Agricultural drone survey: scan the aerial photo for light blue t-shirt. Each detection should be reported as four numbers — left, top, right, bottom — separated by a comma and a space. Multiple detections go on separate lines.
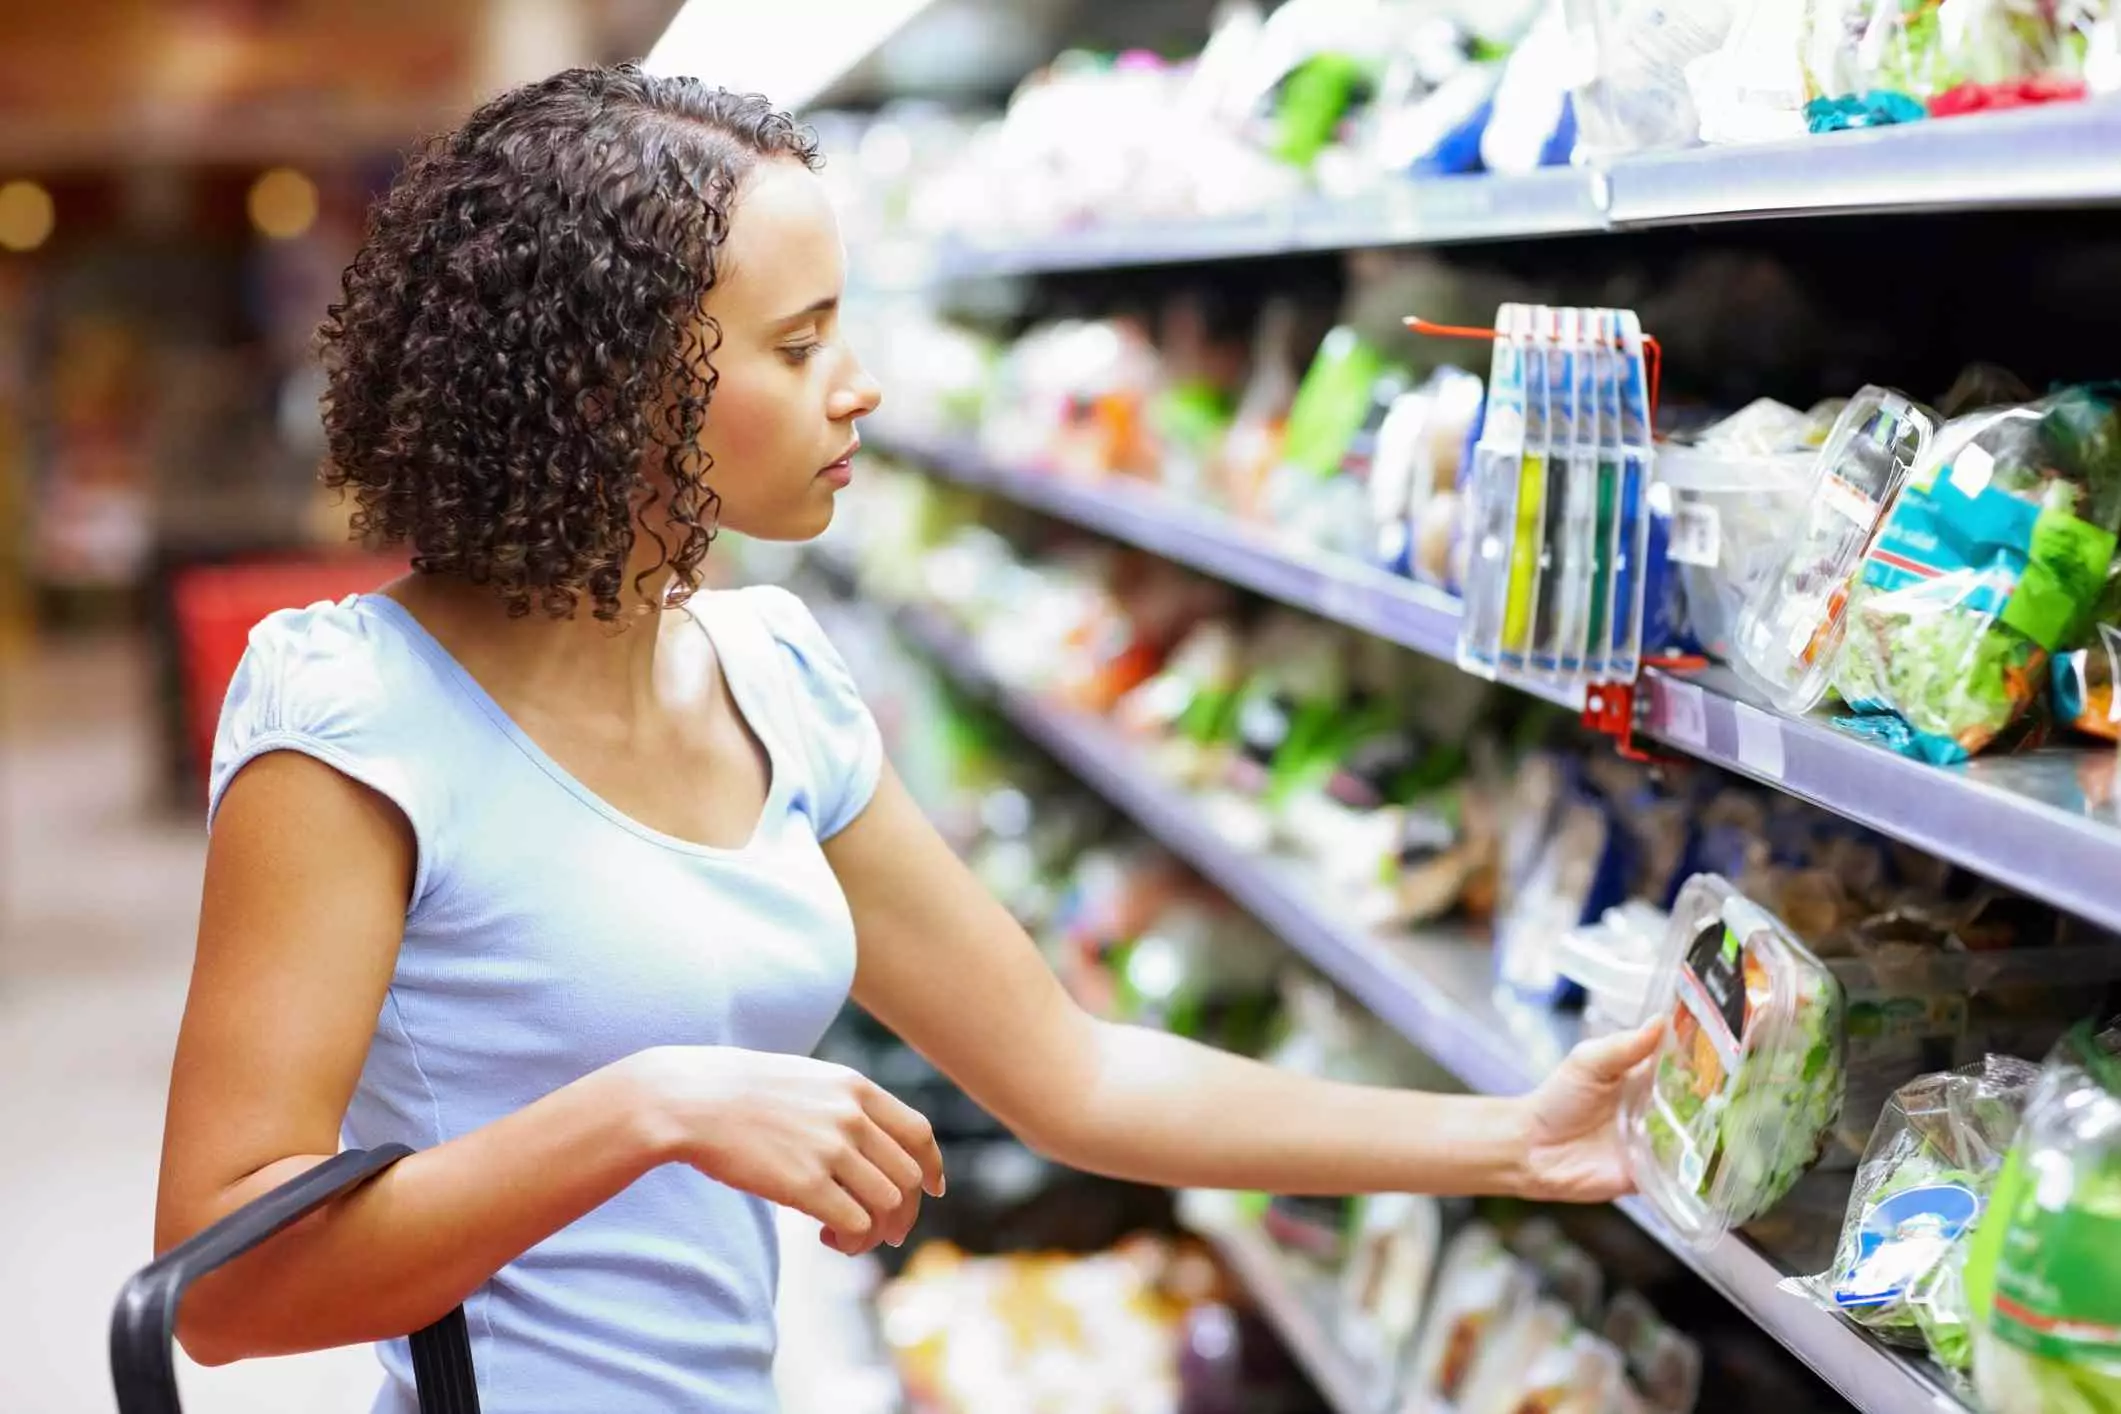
207, 586, 885, 1414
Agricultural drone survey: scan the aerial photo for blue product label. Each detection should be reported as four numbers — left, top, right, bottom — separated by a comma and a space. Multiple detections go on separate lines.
1831, 1183, 1980, 1309
1612, 453, 1646, 656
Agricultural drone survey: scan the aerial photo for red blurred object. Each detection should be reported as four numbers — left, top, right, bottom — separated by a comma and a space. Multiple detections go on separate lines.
171, 555, 405, 796
1930, 75, 2088, 117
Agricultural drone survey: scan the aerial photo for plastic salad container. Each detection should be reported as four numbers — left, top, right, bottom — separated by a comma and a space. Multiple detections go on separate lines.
1626, 874, 1848, 1249
1657, 400, 1822, 662
1731, 388, 1934, 714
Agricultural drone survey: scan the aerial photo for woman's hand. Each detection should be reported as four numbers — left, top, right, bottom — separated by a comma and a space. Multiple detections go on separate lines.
1517, 1020, 1664, 1203
622, 1046, 945, 1256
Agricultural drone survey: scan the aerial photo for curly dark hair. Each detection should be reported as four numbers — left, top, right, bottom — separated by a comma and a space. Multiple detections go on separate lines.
318, 65, 820, 620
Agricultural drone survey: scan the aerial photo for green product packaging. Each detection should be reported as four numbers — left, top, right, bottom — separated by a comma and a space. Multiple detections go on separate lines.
1280, 326, 1389, 479
1966, 1021, 2121, 1414
1273, 51, 1366, 166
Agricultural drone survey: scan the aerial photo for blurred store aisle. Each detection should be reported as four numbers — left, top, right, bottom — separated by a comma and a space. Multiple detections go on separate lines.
0, 633, 377, 1412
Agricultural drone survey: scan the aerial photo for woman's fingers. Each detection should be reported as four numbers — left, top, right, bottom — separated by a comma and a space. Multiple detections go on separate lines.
857, 1123, 925, 1247
862, 1085, 946, 1198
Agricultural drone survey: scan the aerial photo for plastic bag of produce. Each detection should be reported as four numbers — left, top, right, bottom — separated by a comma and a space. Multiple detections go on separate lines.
2053, 621, 2121, 742
1624, 874, 1847, 1248
1786, 1055, 2040, 1349
1832, 386, 2121, 763
1730, 388, 1933, 714
1802, 0, 2102, 112
1965, 1020, 2121, 1414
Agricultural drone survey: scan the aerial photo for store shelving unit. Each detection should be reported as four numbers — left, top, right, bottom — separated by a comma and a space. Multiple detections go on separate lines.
868, 427, 2121, 938
833, 582, 1964, 1414
933, 99, 2121, 277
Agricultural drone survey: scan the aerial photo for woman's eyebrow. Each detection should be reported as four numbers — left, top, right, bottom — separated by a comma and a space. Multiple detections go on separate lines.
770, 295, 839, 328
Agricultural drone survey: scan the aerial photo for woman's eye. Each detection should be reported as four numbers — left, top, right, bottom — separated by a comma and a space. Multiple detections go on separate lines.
781, 343, 823, 365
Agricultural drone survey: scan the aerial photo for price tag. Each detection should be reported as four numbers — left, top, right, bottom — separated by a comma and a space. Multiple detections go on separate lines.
1669, 502, 1722, 568
1734, 702, 1787, 781
1660, 679, 1709, 750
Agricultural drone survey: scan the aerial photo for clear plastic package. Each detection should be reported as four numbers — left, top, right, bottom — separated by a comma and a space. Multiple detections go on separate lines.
1786, 1056, 2040, 1349
1609, 312, 1657, 682
1625, 874, 1848, 1248
1500, 309, 1557, 672
1336, 1193, 1442, 1409
1730, 388, 1934, 713
1583, 309, 1624, 683
1966, 1021, 2121, 1414
1400, 1221, 1536, 1412
1459, 1300, 1626, 1414
1656, 399, 1820, 662
1460, 305, 1533, 676
1833, 387, 2121, 763
1603, 1290, 1704, 1414
1557, 900, 1669, 1038
1535, 309, 1603, 687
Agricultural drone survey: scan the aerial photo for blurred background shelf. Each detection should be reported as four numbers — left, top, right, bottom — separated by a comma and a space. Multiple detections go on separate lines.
930, 98, 2121, 279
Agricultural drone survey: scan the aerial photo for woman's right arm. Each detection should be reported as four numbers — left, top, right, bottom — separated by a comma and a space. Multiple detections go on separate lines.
158, 751, 943, 1367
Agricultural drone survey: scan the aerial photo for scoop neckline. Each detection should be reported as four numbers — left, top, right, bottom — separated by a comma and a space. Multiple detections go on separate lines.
360, 591, 787, 859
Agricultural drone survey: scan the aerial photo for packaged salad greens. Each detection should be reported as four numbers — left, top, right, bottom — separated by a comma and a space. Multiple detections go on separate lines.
1731, 388, 1934, 714
1785, 1055, 2040, 1347
1966, 1021, 2121, 1414
1832, 386, 2121, 763
1625, 874, 1847, 1248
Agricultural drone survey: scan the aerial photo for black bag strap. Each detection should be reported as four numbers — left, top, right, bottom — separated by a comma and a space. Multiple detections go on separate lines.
111, 1145, 480, 1414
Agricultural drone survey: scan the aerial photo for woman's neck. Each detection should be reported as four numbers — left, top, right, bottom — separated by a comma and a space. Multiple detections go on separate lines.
383, 561, 689, 722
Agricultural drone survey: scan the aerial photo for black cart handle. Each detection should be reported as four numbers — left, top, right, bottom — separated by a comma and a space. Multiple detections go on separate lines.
111, 1144, 479, 1414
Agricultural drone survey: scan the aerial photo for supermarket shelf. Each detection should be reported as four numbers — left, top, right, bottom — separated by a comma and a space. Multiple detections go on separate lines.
935, 167, 1605, 277
1194, 1217, 1375, 1414
928, 100, 2121, 277
855, 593, 1965, 1414
871, 428, 2121, 936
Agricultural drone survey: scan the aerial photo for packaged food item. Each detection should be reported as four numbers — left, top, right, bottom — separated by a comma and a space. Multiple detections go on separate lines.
1459, 1301, 1626, 1414
1500, 309, 1557, 672
1786, 1056, 2040, 1348
1965, 1021, 2121, 1414
1603, 1290, 1704, 1414
1557, 900, 1669, 1038
1583, 309, 1624, 682
1625, 874, 1848, 1247
1373, 366, 1484, 577
2054, 621, 2121, 742
1832, 387, 2121, 763
1803, 0, 2104, 115
1566, 0, 1740, 155
1533, 309, 1602, 687
1730, 388, 1934, 713
1507, 1216, 1605, 1325
1401, 1222, 1537, 1412
1460, 305, 1534, 675
1337, 1193, 1443, 1406
1656, 399, 1820, 662
1608, 311, 1657, 683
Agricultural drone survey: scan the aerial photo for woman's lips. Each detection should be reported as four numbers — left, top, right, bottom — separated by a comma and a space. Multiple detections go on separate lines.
819, 440, 859, 487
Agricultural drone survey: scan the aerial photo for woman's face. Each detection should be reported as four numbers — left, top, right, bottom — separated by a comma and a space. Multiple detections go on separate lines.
672, 158, 882, 543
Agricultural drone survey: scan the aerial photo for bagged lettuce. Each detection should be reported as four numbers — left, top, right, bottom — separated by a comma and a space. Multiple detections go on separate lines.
1785, 1055, 2039, 1353
1966, 1020, 2121, 1414
1832, 386, 2121, 763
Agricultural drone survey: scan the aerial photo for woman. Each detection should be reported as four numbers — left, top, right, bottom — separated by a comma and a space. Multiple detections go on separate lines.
157, 65, 1661, 1413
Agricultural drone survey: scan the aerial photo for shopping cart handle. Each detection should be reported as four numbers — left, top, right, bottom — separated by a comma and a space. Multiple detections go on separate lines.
111, 1144, 480, 1414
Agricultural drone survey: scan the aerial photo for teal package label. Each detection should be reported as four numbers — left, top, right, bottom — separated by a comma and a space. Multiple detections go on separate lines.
1860, 465, 2043, 614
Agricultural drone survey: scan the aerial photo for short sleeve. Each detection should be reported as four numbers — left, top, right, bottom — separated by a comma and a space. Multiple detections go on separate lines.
208, 600, 439, 908
743, 586, 885, 840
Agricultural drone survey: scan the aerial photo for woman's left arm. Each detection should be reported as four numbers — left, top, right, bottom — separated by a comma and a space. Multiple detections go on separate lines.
826, 768, 1659, 1230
